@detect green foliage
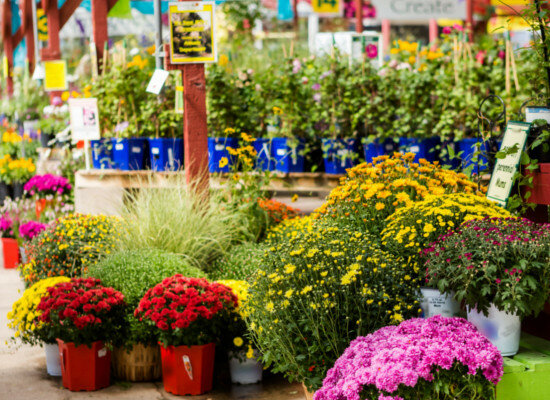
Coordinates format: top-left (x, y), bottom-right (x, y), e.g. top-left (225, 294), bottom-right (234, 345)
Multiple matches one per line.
top-left (209, 241), bottom-right (265, 281)
top-left (87, 249), bottom-right (207, 346)
top-left (246, 217), bottom-right (421, 391)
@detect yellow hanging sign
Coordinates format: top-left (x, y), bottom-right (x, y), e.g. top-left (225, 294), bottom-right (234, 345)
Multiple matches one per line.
top-left (3, 56), bottom-right (8, 79)
top-left (312, 0), bottom-right (341, 16)
top-left (44, 60), bottom-right (68, 91)
top-left (37, 8), bottom-right (48, 41)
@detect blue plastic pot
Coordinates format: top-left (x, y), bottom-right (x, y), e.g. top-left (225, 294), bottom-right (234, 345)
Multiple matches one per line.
top-left (208, 137), bottom-right (238, 173)
top-left (363, 138), bottom-right (396, 163)
top-left (322, 138), bottom-right (358, 174)
top-left (253, 138), bottom-right (274, 171)
top-left (149, 138), bottom-right (184, 171)
top-left (458, 138), bottom-right (488, 172)
top-left (91, 139), bottom-right (114, 169)
top-left (112, 138), bottom-right (148, 170)
top-left (271, 137), bottom-right (305, 173)
top-left (398, 137), bottom-right (441, 162)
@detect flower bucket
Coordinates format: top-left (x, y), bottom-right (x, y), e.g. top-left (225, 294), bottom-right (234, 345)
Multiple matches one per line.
top-left (208, 137), bottom-right (238, 173)
top-left (457, 138), bottom-right (488, 173)
top-left (229, 352), bottom-right (263, 385)
top-left (0, 182), bottom-right (9, 205)
top-left (112, 343), bottom-right (161, 382)
top-left (148, 138), bottom-right (184, 172)
top-left (419, 288), bottom-right (460, 318)
top-left (40, 132), bottom-right (55, 148)
top-left (90, 139), bottom-right (114, 169)
top-left (57, 339), bottom-right (111, 391)
top-left (363, 138), bottom-right (395, 163)
top-left (253, 138), bottom-right (274, 171)
top-left (112, 138), bottom-right (148, 171)
top-left (322, 138), bottom-right (357, 174)
top-left (467, 304), bottom-right (521, 357)
top-left (398, 137), bottom-right (441, 162)
top-left (1, 238), bottom-right (20, 269)
top-left (11, 181), bottom-right (24, 199)
top-left (272, 137), bottom-right (305, 173)
top-left (159, 342), bottom-right (215, 396)
top-left (302, 383), bottom-right (315, 400)
top-left (45, 342), bottom-right (62, 376)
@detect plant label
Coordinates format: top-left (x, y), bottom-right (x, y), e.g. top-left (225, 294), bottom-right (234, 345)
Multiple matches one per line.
top-left (146, 69), bottom-right (170, 95)
top-left (182, 355), bottom-right (193, 380)
top-left (98, 348), bottom-right (107, 358)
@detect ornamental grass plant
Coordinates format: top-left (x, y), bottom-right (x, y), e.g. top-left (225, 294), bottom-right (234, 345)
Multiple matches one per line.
top-left (314, 153), bottom-right (481, 235)
top-left (7, 276), bottom-right (71, 346)
top-left (315, 316), bottom-right (503, 400)
top-left (86, 249), bottom-right (207, 347)
top-left (425, 217), bottom-right (550, 318)
top-left (19, 214), bottom-right (121, 286)
top-left (118, 176), bottom-right (243, 270)
top-left (381, 193), bottom-right (510, 278)
top-left (246, 217), bottom-right (421, 391)
top-left (209, 241), bottom-right (266, 281)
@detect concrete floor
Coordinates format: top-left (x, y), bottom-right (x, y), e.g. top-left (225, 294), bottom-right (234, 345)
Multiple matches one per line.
top-left (0, 269), bottom-right (306, 400)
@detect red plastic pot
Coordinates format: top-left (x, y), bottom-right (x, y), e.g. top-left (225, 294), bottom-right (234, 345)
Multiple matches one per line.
top-left (1, 238), bottom-right (20, 269)
top-left (57, 339), bottom-right (111, 391)
top-left (159, 342), bottom-right (215, 396)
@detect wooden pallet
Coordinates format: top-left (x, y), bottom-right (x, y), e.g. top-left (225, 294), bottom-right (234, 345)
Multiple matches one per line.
top-left (497, 333), bottom-right (550, 400)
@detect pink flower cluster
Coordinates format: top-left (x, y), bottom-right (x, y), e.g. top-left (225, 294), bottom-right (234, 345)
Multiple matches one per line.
top-left (314, 316), bottom-right (503, 400)
top-left (19, 221), bottom-right (48, 241)
top-left (23, 174), bottom-right (72, 196)
top-left (0, 214), bottom-right (14, 238)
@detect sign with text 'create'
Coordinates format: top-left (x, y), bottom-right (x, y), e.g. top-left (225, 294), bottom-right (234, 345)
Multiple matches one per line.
top-left (370, 0), bottom-right (466, 21)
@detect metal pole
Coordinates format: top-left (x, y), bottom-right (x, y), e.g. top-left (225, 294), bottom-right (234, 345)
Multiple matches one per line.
top-left (535, 0), bottom-right (550, 106)
top-left (154, 0), bottom-right (163, 69)
top-left (31, 0), bottom-right (41, 65)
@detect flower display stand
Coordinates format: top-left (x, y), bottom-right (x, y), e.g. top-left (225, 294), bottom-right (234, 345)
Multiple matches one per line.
top-left (496, 333), bottom-right (550, 400)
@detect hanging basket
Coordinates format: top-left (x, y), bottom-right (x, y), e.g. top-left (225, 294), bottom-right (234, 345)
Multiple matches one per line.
top-left (112, 343), bottom-right (161, 382)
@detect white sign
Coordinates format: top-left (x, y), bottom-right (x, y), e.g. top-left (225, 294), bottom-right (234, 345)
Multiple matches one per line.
top-left (526, 107), bottom-right (550, 124)
top-left (68, 98), bottom-right (101, 142)
top-left (370, 0), bottom-right (466, 21)
top-left (315, 32), bottom-right (383, 67)
top-left (146, 69), bottom-right (170, 94)
top-left (487, 121), bottom-right (530, 207)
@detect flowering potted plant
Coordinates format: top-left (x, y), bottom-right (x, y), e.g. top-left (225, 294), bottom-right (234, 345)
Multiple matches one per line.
top-left (37, 278), bottom-right (126, 391)
top-left (23, 174), bottom-right (72, 219)
top-left (315, 316), bottom-right (503, 400)
top-left (425, 217), bottom-right (550, 356)
top-left (86, 249), bottom-right (207, 382)
top-left (7, 276), bottom-right (71, 375)
top-left (135, 275), bottom-right (237, 395)
top-left (0, 155), bottom-right (36, 198)
top-left (0, 213), bottom-right (19, 269)
top-left (18, 220), bottom-right (48, 241)
top-left (217, 279), bottom-right (262, 384)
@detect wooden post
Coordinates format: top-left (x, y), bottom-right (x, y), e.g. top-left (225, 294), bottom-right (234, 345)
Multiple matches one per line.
top-left (91, 0), bottom-right (109, 70)
top-left (293, 0), bottom-right (299, 36)
top-left (21, 0), bottom-right (35, 73)
top-left (40, 0), bottom-right (61, 60)
top-left (355, 0), bottom-right (363, 34)
top-left (2, 0), bottom-right (14, 96)
top-left (466, 0), bottom-right (474, 42)
top-left (381, 19), bottom-right (391, 56)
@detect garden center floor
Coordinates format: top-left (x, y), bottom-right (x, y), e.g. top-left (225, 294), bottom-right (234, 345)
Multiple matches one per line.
top-left (0, 268), bottom-right (306, 400)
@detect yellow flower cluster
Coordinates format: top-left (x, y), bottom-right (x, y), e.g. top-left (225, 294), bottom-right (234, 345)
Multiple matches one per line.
top-left (7, 276), bottom-right (70, 345)
top-left (2, 130), bottom-right (23, 143)
top-left (217, 279), bottom-right (250, 319)
top-left (314, 153), bottom-right (482, 234)
top-left (7, 158), bottom-right (36, 174)
top-left (381, 193), bottom-right (511, 275)
top-left (127, 54), bottom-right (149, 69)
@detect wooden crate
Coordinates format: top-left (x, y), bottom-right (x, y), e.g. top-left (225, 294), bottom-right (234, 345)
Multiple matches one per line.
top-left (497, 333), bottom-right (550, 400)
top-left (112, 343), bottom-right (161, 382)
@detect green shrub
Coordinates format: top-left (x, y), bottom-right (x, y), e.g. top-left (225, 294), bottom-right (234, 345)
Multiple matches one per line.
top-left (87, 249), bottom-right (207, 346)
top-left (209, 241), bottom-right (265, 281)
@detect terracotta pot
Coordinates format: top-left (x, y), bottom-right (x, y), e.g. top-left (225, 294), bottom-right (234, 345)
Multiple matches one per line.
top-left (57, 339), bottom-right (111, 391)
top-left (159, 342), bottom-right (215, 395)
top-left (302, 383), bottom-right (315, 400)
top-left (1, 238), bottom-right (20, 269)
top-left (112, 343), bottom-right (161, 382)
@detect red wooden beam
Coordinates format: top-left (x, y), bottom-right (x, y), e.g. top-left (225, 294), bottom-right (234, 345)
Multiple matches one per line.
top-left (355, 0), bottom-right (362, 34)
top-left (41, 0), bottom-right (61, 60)
top-left (21, 0), bottom-right (35, 73)
top-left (2, 0), bottom-right (14, 96)
top-left (60, 0), bottom-right (83, 29)
top-left (91, 0), bottom-right (109, 71)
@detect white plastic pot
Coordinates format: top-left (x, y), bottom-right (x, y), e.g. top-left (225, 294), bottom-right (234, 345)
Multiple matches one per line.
top-left (45, 342), bottom-right (62, 376)
top-left (229, 351), bottom-right (263, 385)
top-left (467, 304), bottom-right (521, 357)
top-left (419, 288), bottom-right (460, 318)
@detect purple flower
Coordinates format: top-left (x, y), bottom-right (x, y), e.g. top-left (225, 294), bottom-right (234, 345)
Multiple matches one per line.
top-left (313, 93), bottom-right (322, 103)
top-left (314, 316), bottom-right (503, 400)
top-left (52, 96), bottom-right (63, 107)
top-left (292, 59), bottom-right (302, 74)
top-left (366, 44), bottom-right (378, 59)
top-left (312, 83), bottom-right (321, 91)
top-left (19, 221), bottom-right (48, 241)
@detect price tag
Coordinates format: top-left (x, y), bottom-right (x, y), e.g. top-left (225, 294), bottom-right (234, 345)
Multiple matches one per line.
top-left (146, 69), bottom-right (170, 95)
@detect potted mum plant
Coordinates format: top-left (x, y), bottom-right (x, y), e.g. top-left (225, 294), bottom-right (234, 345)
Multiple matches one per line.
top-left (217, 279), bottom-right (263, 385)
top-left (23, 174), bottom-right (72, 219)
top-left (36, 278), bottom-right (126, 391)
top-left (425, 217), bottom-right (550, 356)
top-left (135, 275), bottom-right (237, 395)
top-left (7, 276), bottom-right (71, 376)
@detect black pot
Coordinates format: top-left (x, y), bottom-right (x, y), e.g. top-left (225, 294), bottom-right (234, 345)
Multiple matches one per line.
top-left (40, 132), bottom-right (55, 148)
top-left (11, 181), bottom-right (25, 199)
top-left (0, 182), bottom-right (10, 205)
